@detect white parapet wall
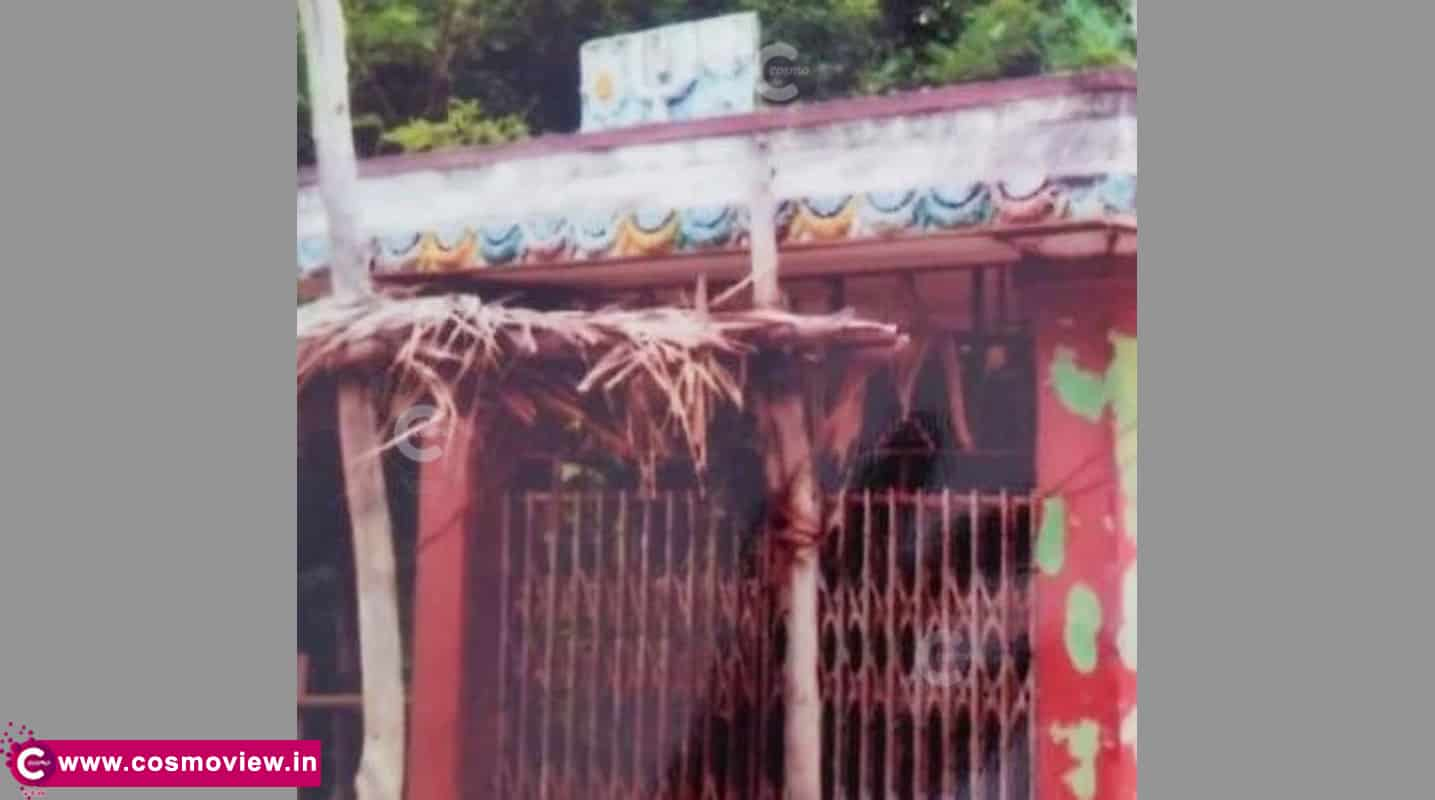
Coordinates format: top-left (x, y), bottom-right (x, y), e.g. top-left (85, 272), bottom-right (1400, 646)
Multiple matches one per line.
top-left (297, 73), bottom-right (1136, 277)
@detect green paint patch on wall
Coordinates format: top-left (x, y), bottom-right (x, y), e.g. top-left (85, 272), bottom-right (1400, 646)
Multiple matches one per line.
top-left (1065, 583), bottom-right (1102, 674)
top-left (1050, 719), bottom-right (1102, 800)
top-left (1107, 334), bottom-right (1138, 427)
top-left (1048, 337), bottom-right (1139, 542)
top-left (1037, 496), bottom-right (1067, 575)
top-left (1050, 347), bottom-right (1109, 423)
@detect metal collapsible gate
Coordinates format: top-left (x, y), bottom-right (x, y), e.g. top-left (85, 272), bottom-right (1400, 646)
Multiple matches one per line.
top-left (820, 490), bottom-right (1035, 800)
top-left (495, 490), bottom-right (780, 800)
top-left (495, 489), bottom-right (1034, 800)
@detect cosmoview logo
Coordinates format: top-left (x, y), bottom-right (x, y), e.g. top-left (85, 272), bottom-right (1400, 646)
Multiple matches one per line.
top-left (4, 722), bottom-right (53, 799)
top-left (916, 628), bottom-right (972, 689)
top-left (757, 41), bottom-right (809, 104)
top-left (393, 404), bottom-right (443, 463)
top-left (3, 725), bottom-right (322, 793)
top-left (14, 746), bottom-right (54, 784)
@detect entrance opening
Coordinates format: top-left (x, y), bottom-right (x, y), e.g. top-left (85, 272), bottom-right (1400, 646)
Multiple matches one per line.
top-left (493, 298), bottom-right (1039, 798)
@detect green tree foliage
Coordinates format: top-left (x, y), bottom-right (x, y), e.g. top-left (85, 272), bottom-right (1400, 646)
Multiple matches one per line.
top-left (740, 0), bottom-right (884, 99)
top-left (921, 0), bottom-right (1134, 84)
top-left (297, 0), bottom-right (1134, 165)
top-left (381, 98), bottom-right (529, 151)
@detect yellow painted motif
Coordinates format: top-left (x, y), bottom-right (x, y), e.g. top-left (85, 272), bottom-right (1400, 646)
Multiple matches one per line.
top-left (785, 198), bottom-right (858, 242)
top-left (614, 213), bottom-right (680, 257)
top-left (595, 71), bottom-right (615, 102)
top-left (413, 230), bottom-right (477, 273)
top-left (414, 232), bottom-right (445, 273)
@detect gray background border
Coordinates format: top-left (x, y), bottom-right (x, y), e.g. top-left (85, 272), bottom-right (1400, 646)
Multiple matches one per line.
top-left (0, 3), bottom-right (296, 797)
top-left (1142, 1), bottom-right (1429, 797)
top-left (1, 1), bottom-right (1430, 799)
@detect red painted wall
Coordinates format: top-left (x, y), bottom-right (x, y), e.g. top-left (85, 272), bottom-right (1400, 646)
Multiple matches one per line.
top-left (407, 416), bottom-right (478, 800)
top-left (406, 409), bottom-right (507, 800)
top-left (1027, 274), bottom-right (1136, 800)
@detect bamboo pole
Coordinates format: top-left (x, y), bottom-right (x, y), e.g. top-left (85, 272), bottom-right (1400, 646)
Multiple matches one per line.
top-left (300, 2), bottom-right (405, 799)
top-left (749, 155), bottom-right (781, 309)
top-left (749, 143), bottom-right (823, 800)
top-left (298, 0), bottom-right (369, 299)
top-left (337, 388), bottom-right (407, 800)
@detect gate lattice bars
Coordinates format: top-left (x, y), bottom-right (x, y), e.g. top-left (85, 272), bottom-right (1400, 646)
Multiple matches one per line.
top-left (496, 490), bottom-right (779, 800)
top-left (820, 490), bottom-right (1035, 800)
top-left (495, 489), bottom-right (1034, 800)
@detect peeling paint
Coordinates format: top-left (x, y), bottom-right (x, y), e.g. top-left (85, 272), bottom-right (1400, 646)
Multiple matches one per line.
top-left (1121, 707), bottom-right (1138, 762)
top-left (1050, 347), bottom-right (1109, 423)
top-left (1108, 333), bottom-right (1138, 543)
top-left (1050, 719), bottom-right (1101, 800)
top-left (1118, 564), bottom-right (1136, 672)
top-left (1037, 496), bottom-right (1068, 575)
top-left (1065, 583), bottom-right (1102, 674)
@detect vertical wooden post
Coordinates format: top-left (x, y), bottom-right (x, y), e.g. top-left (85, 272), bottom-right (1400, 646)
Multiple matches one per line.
top-left (749, 143), bottom-right (823, 800)
top-left (406, 415), bottom-right (479, 800)
top-left (297, 0), bottom-right (368, 299)
top-left (749, 151), bottom-right (781, 309)
top-left (337, 388), bottom-right (407, 800)
top-left (300, 2), bottom-right (405, 799)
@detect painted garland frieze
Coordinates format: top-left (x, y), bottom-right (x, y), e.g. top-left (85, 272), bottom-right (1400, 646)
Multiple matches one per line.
top-left (295, 173), bottom-right (1135, 276)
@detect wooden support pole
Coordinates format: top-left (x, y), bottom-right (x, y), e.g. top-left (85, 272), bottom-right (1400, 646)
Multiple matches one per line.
top-left (298, 0), bottom-right (368, 299)
top-left (338, 387), bottom-right (407, 800)
top-left (749, 147), bottom-right (782, 309)
top-left (300, 2), bottom-right (405, 798)
top-left (758, 383), bottom-right (824, 800)
top-left (748, 142), bottom-right (823, 800)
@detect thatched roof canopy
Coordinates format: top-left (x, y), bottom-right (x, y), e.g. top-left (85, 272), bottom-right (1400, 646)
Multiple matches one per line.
top-left (298, 292), bottom-right (904, 483)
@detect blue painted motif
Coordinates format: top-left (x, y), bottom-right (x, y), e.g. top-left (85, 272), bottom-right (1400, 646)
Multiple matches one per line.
top-left (631, 207), bottom-right (677, 233)
top-left (860, 190), bottom-right (920, 233)
top-left (572, 209), bottom-right (623, 256)
top-left (1100, 174), bottom-right (1137, 214)
top-left (805, 194), bottom-right (855, 218)
top-left (680, 205), bottom-right (743, 248)
top-left (298, 238), bottom-right (330, 274)
top-left (372, 232), bottom-right (421, 271)
top-left (921, 184), bottom-right (992, 229)
top-left (479, 223), bottom-right (524, 264)
top-left (1063, 174), bottom-right (1136, 220)
top-left (522, 217), bottom-right (572, 258)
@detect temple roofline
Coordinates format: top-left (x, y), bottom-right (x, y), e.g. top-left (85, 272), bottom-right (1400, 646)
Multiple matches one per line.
top-left (297, 69), bottom-right (1135, 188)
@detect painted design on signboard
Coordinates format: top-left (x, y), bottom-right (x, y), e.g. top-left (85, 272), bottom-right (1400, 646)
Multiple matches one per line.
top-left (579, 13), bottom-right (760, 132)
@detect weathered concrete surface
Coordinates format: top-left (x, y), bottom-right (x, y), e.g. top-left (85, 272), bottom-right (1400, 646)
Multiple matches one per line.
top-left (297, 75), bottom-right (1136, 275)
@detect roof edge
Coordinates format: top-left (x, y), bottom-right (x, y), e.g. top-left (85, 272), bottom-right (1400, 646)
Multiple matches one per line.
top-left (297, 69), bottom-right (1135, 188)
